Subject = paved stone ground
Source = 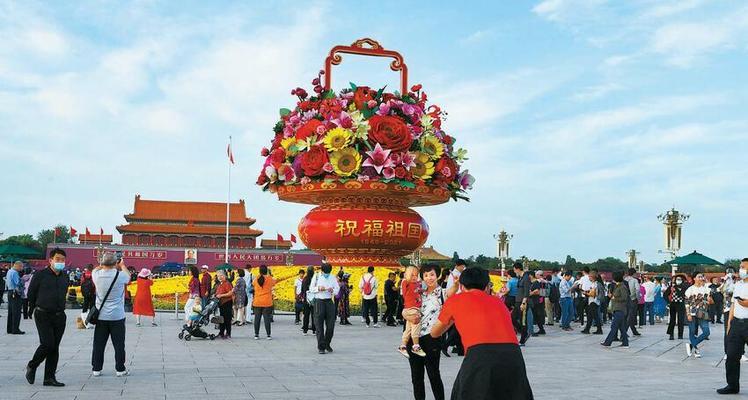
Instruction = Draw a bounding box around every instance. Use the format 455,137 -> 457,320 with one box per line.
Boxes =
0,308 -> 741,400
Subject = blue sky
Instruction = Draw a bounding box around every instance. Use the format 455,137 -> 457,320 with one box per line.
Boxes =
1,0 -> 746,264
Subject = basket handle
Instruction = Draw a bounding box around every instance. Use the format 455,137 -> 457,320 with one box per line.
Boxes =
324,38 -> 409,95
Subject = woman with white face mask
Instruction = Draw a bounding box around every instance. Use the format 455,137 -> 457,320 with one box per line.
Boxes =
718,258 -> 748,395
665,274 -> 688,340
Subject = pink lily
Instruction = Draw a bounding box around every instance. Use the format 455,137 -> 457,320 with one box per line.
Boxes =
457,170 -> 475,190
362,143 -> 395,174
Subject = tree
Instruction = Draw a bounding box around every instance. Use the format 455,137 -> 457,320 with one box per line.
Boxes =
0,234 -> 42,252
37,225 -> 73,254
452,251 -> 460,263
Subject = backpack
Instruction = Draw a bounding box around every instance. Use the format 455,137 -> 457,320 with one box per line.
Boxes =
549,283 -> 560,303
362,276 -> 374,296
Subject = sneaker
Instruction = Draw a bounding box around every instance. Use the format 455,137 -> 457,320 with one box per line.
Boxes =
717,385 -> 740,394
266,336 -> 272,340
92,371 -> 102,377
366,324 -> 371,328
694,348 -> 702,358
372,323 -> 380,328
151,322 -> 158,327
724,354 -> 728,361
135,322 -> 141,327
619,345 -> 629,349
686,343 -> 692,357
398,346 -> 410,358
302,332 -> 308,336
116,370 -> 129,377
412,345 -> 427,357
742,355 -> 748,362
600,342 -> 610,347
254,336 -> 259,340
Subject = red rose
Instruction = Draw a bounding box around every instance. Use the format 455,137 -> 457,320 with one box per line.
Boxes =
269,148 -> 286,169
410,84 -> 422,92
260,147 -> 270,157
295,119 -> 323,141
382,93 -> 397,103
394,165 -> 407,179
368,115 -> 413,152
353,86 -> 375,110
442,135 -> 454,146
271,133 -> 283,149
256,173 -> 268,186
433,156 -> 458,185
299,145 -> 329,177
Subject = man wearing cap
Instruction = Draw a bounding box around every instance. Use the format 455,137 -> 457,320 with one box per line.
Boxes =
200,265 -> 211,308
6,261 -> 24,334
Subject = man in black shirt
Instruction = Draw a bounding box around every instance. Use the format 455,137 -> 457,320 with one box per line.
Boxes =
25,248 -> 69,387
383,272 -> 398,326
511,263 -> 532,345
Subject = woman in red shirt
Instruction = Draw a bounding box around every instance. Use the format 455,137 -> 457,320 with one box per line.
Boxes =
214,270 -> 234,339
431,268 -> 533,400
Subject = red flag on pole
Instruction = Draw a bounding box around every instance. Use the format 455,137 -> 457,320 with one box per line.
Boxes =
290,234 -> 297,244
100,227 -> 104,235
85,227 -> 91,236
70,226 -> 77,237
54,227 -> 61,237
277,233 -> 284,242
227,143 -> 234,164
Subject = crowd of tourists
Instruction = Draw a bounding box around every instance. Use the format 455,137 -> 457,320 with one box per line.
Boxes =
6,248 -> 748,398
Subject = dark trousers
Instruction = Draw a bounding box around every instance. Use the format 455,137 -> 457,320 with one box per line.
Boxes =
384,296 -> 397,324
626,299 -> 640,335
583,302 -> 602,333
253,306 -> 272,336
575,297 -> 586,324
29,309 -> 66,380
637,303 -> 645,326
218,301 -> 233,337
302,302 -> 315,333
92,318 -> 126,372
602,310 -> 628,346
725,318 -> 748,389
725,311 -> 731,354
315,299 -> 336,350
82,294 -> 94,314
667,302 -> 685,338
6,292 -> 22,333
362,297 -> 379,325
532,303 -> 545,333
408,334 -> 445,400
450,344 -> 533,400
294,301 -> 303,323
511,304 -> 531,344
22,298 -> 30,319
397,295 -> 405,322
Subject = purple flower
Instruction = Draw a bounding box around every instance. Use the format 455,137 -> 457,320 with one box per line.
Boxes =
362,143 -> 395,174
457,170 -> 475,190
359,166 -> 379,179
377,102 -> 391,116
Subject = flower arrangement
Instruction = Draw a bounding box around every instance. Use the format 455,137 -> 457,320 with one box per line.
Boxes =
256,71 -> 475,201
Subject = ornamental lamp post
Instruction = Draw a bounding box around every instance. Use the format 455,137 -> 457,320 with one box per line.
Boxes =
493,230 -> 512,277
657,207 -> 689,275
626,249 -> 640,271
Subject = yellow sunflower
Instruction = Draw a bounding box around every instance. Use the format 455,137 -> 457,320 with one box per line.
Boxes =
330,148 -> 362,177
411,151 -> 435,180
281,137 -> 302,156
420,134 -> 444,160
323,127 -> 354,152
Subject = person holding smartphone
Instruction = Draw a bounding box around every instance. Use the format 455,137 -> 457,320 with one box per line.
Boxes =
719,258 -> 748,394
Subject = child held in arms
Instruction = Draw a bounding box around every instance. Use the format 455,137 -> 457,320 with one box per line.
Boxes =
398,266 -> 427,358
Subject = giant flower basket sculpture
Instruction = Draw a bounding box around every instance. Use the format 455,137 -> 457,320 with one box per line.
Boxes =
257,38 -> 474,266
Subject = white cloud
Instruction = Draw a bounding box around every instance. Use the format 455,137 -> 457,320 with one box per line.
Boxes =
640,0 -> 706,19
459,29 -> 494,45
651,22 -> 732,67
23,28 -> 69,56
532,0 -> 607,23
571,82 -> 624,101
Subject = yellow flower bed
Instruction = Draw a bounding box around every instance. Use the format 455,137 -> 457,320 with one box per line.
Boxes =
73,266 -> 504,308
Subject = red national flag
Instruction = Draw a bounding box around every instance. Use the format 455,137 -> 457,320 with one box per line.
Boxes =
85,227 -> 91,236
277,233 -> 284,242
54,227 -> 61,237
100,227 -> 104,236
70,226 -> 77,237
290,234 -> 297,244
227,143 -> 234,164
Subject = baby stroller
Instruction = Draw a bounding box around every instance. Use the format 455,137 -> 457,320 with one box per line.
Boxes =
178,297 -> 222,341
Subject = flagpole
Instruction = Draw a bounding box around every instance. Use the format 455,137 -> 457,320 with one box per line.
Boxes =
225,136 -> 232,264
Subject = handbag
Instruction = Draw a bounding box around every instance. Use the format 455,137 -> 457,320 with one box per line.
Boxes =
86,270 -> 120,326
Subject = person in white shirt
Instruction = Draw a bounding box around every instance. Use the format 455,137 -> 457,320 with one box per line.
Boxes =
294,269 -> 305,325
311,263 -> 340,354
642,277 -> 657,326
719,258 -> 748,395
243,265 -> 254,323
359,266 -> 380,328
685,272 -> 713,358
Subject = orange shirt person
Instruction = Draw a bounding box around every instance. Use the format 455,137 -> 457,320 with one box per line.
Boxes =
252,265 -> 276,340
430,268 -> 533,400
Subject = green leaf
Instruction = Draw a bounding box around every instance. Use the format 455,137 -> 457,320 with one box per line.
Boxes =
375,86 -> 386,100
398,180 -> 416,189
279,108 -> 291,117
349,82 -> 358,91
322,90 -> 336,99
